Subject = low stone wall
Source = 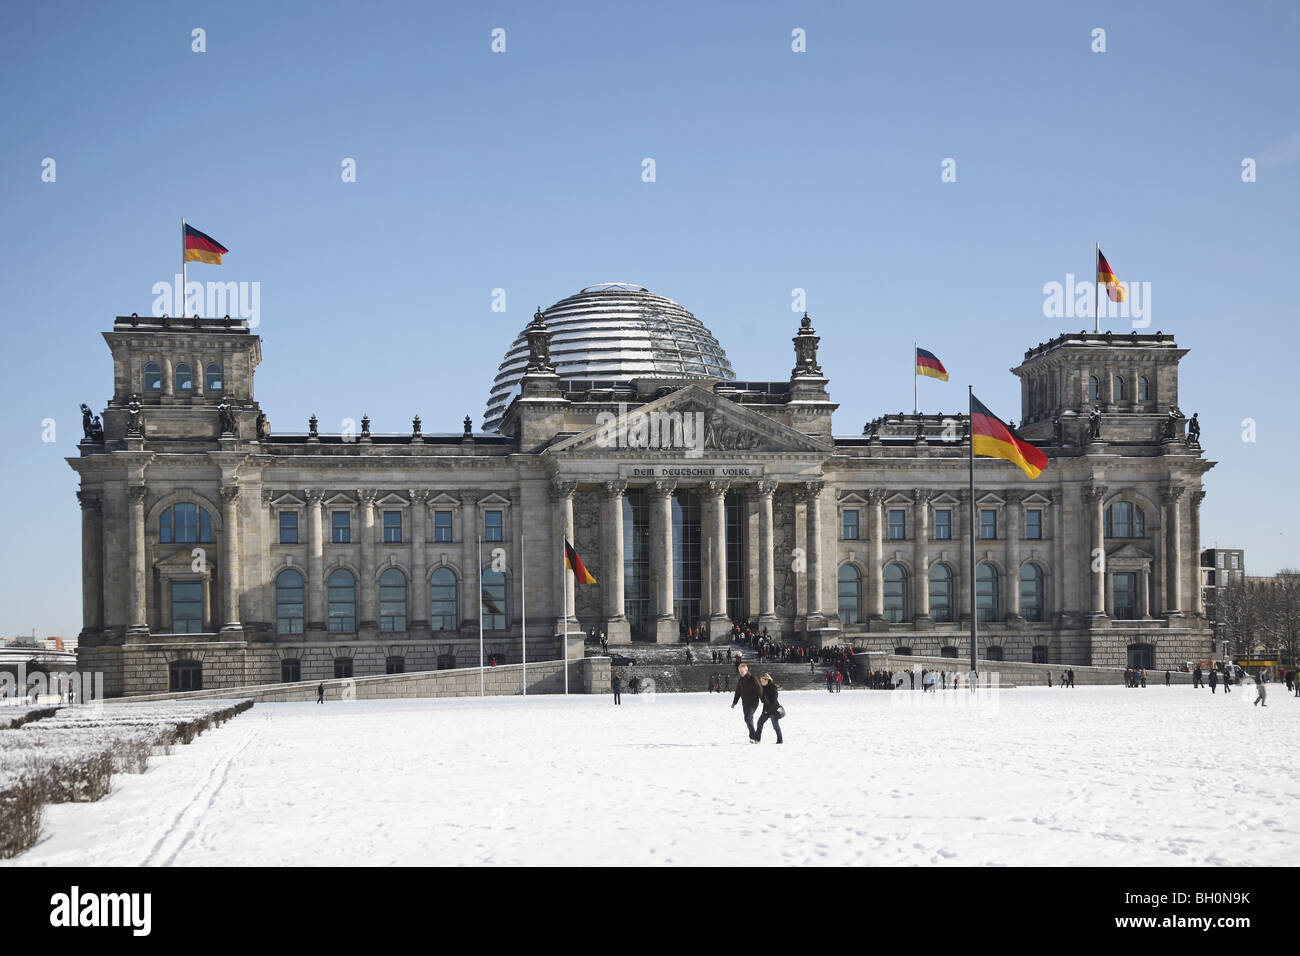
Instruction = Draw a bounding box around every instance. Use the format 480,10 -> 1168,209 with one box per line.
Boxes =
110,657 -> 612,704
874,654 -> 1194,686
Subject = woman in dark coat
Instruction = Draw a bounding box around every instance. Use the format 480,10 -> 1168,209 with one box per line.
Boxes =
755,673 -> 784,744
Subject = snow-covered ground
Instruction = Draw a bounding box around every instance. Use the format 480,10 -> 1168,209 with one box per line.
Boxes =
5,685 -> 1296,866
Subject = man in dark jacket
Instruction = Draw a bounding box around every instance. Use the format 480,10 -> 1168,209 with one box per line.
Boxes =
612,673 -> 622,705
731,663 -> 763,743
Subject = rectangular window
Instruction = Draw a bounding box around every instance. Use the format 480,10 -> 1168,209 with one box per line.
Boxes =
888,509 -> 906,540
383,510 -> 402,543
934,509 -> 951,540
279,511 -> 298,544
1025,509 -> 1042,540
331,511 -> 350,543
484,510 -> 503,541
434,510 -> 453,542
979,509 -> 997,540
1217,554 -> 1224,568
842,509 -> 859,540
1230,554 -> 1239,570
171,580 -> 204,633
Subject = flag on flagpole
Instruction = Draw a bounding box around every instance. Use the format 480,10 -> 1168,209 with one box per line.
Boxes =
184,223 -> 228,264
1097,248 -> 1127,302
564,539 -> 597,584
915,347 -> 949,381
971,394 -> 1049,479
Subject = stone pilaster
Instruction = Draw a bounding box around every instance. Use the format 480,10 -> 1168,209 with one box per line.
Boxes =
410,489 -> 429,632
1190,489 -> 1205,617
1004,491 -> 1024,623
219,484 -> 242,633
912,489 -> 931,625
1085,483 -> 1107,621
358,489 -> 378,635
77,491 -> 104,637
551,479 -> 579,632
603,480 -> 630,643
867,488 -> 885,624
1163,483 -> 1185,618
648,480 -> 677,643
706,480 -> 730,632
305,489 -> 325,631
126,484 -> 148,635
756,480 -> 778,631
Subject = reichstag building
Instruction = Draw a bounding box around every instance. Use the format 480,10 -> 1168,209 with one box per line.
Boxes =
70,282 -> 1214,695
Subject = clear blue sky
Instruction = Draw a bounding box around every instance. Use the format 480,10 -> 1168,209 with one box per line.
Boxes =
1,0 -> 1297,639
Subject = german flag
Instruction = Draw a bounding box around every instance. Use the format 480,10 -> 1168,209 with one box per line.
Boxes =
184,223 -> 228,265
1097,248 -> 1127,303
916,347 -> 949,381
565,539 -> 597,584
971,394 -> 1048,479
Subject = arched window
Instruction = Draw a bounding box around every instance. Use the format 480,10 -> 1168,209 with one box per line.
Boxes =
205,363 -> 222,392
175,363 -> 193,391
1020,563 -> 1044,622
160,503 -> 213,544
169,659 -> 202,692
1104,501 -> 1145,538
276,569 -> 304,635
280,658 -> 301,683
837,565 -> 861,626
1113,375 -> 1126,401
481,568 -> 506,631
1088,375 -> 1099,401
1138,376 -> 1150,401
379,568 -> 407,632
430,567 -> 458,631
145,362 -> 162,391
976,564 -> 999,623
929,564 -> 953,622
327,569 -> 356,633
884,563 -> 908,623
385,655 -> 405,674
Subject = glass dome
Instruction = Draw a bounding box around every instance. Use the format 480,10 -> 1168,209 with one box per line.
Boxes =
483,282 -> 735,431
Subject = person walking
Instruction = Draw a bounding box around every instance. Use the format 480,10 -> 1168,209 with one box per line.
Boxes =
317,681 -> 324,704
1193,666 -> 1202,689
731,663 -> 764,743
612,672 -> 622,705
1165,670 -> 1171,687
1253,671 -> 1267,707
1209,669 -> 1218,694
754,673 -> 784,744
1223,671 -> 1231,694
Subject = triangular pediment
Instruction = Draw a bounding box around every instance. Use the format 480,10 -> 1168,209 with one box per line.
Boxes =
547,384 -> 831,457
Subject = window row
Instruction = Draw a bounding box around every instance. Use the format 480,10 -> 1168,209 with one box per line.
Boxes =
841,507 -> 1045,542
837,562 -> 1047,624
274,566 -> 507,635
1088,373 -> 1152,403
144,362 -> 223,392
277,508 -> 501,544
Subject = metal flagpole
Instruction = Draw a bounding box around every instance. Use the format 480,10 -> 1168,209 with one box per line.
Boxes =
913,342 -> 918,415
969,386 -> 977,680
478,534 -> 485,696
1094,242 -> 1100,334
563,541 -> 570,696
181,218 -> 188,318
521,528 -> 527,696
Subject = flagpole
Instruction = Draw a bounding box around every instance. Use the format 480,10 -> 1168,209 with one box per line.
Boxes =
563,542 -> 570,696
521,527 -> 527,696
181,218 -> 187,318
478,534 -> 485,697
968,385 -> 977,679
913,342 -> 918,415
1094,242 -> 1100,334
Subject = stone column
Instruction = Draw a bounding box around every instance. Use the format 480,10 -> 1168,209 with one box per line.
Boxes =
1164,484 -> 1184,617
410,490 -> 429,631
757,480 -> 778,631
1085,483 -> 1107,619
1005,492 -> 1023,621
603,481 -> 630,643
649,480 -> 677,643
706,481 -> 730,632
305,489 -> 325,631
219,484 -> 242,632
805,482 -> 826,625
77,491 -> 104,635
912,489 -> 931,624
1190,490 -> 1205,616
358,489 -> 378,632
1138,565 -> 1152,620
550,481 -> 577,625
126,485 -> 149,634
867,489 -> 885,622
956,490 -> 972,624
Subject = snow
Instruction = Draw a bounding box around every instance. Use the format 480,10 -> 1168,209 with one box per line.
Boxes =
4,686 -> 1296,866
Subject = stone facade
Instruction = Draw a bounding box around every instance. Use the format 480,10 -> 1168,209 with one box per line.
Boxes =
70,312 -> 1214,696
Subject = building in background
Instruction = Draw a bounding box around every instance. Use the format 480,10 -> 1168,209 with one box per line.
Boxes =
69,287 -> 1215,696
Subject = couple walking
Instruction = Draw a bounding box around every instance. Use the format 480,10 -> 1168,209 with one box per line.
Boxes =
731,662 -> 783,744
